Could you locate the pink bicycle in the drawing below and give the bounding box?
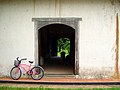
[10,57,44,80]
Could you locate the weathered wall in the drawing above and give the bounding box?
[0,0,35,76]
[0,0,120,78]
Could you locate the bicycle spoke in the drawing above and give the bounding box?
[10,67,21,80]
[31,66,44,80]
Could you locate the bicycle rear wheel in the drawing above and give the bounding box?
[31,66,44,80]
[10,67,22,80]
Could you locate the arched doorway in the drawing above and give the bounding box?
[38,24,75,75]
[32,18,82,75]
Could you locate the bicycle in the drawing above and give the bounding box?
[10,57,44,80]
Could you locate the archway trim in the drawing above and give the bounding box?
[32,18,82,75]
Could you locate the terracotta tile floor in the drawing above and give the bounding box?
[0,76,119,83]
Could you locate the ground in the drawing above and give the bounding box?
[0,83,120,89]
[0,77,120,89]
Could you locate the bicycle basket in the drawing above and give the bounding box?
[14,60,20,67]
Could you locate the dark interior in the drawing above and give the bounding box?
[38,24,75,75]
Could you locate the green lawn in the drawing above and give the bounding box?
[0,86,120,90]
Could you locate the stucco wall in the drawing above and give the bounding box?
[0,0,35,76]
[0,0,120,78]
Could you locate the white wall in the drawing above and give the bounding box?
[0,0,120,78]
[0,0,35,76]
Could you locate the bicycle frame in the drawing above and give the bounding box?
[18,63,32,74]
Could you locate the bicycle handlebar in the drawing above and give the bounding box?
[16,57,27,61]
[21,58,27,60]
[16,57,19,60]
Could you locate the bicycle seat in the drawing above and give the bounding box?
[29,61,33,64]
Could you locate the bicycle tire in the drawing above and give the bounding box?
[10,67,22,80]
[31,66,44,80]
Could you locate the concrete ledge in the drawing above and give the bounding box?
[0,78,120,85]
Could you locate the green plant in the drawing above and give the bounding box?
[0,86,120,90]
[57,38,70,57]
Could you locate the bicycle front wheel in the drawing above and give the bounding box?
[31,66,44,80]
[10,67,22,80]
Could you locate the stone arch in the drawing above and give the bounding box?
[32,18,82,75]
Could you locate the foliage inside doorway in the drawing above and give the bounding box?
[57,38,70,57]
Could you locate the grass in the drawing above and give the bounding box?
[0,86,120,90]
